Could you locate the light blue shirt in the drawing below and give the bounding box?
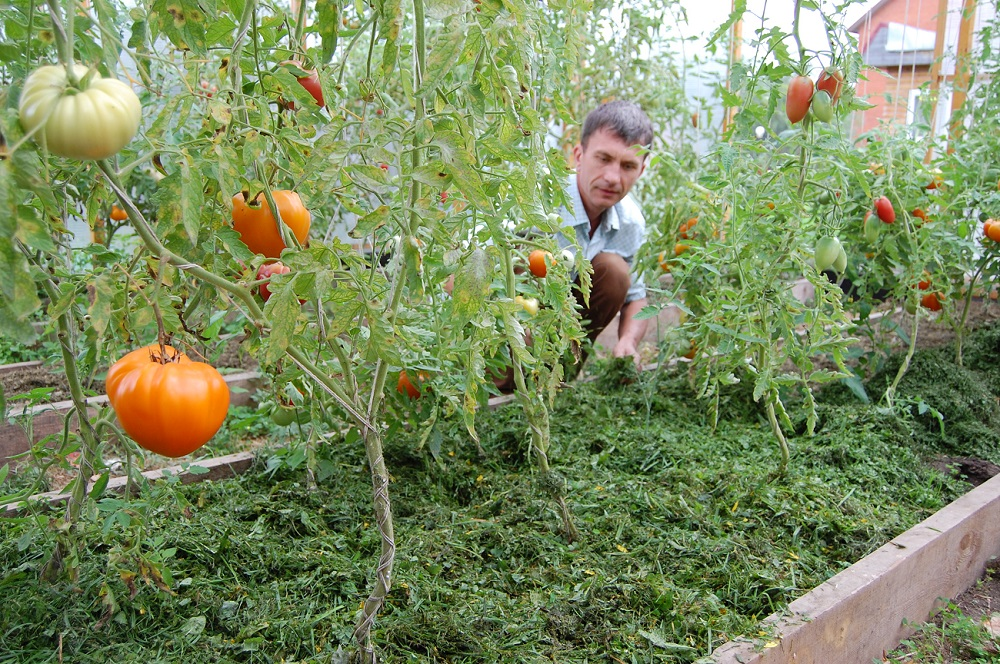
[555,174,647,303]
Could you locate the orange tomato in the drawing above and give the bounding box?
[917,272,931,291]
[674,242,690,256]
[528,250,552,278]
[679,217,697,239]
[988,221,1000,243]
[232,190,311,258]
[920,292,944,312]
[110,205,128,221]
[912,208,927,223]
[106,345,230,457]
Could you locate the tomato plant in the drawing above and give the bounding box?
[18,64,142,160]
[106,345,230,458]
[785,75,814,124]
[232,190,311,258]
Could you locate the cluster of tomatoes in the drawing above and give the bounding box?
[983,219,1000,244]
[786,68,844,125]
[657,217,702,271]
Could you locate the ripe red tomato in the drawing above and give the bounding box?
[785,76,815,124]
[875,196,895,224]
[920,292,944,311]
[917,272,932,290]
[232,190,311,258]
[257,261,291,302]
[106,345,230,457]
[528,250,552,278]
[397,370,427,399]
[295,71,324,107]
[110,205,128,221]
[816,68,844,103]
[278,61,325,107]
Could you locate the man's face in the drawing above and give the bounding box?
[573,127,647,220]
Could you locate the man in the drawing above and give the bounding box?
[556,100,654,366]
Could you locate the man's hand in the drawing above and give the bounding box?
[615,297,649,367]
[612,338,641,367]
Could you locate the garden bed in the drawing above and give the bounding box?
[2,316,1000,662]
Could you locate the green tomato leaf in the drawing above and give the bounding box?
[149,0,209,55]
[88,274,116,340]
[451,247,492,323]
[315,0,340,63]
[262,291,298,366]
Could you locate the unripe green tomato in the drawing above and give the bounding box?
[864,213,880,244]
[904,298,918,315]
[19,64,142,160]
[269,405,296,427]
[832,245,848,273]
[817,190,832,205]
[814,236,842,271]
[810,90,834,123]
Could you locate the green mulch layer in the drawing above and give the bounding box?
[2,323,1000,664]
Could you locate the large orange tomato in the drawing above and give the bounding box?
[232,190,311,258]
[106,344,230,457]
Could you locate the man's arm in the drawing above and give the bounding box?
[612,297,649,363]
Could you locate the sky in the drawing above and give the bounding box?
[677,0,884,54]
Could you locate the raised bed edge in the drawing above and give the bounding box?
[710,472,1000,663]
[3,451,257,516]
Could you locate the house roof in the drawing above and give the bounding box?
[849,0,895,33]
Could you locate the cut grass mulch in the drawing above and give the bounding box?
[3,323,1000,663]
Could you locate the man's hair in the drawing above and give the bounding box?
[580,100,654,149]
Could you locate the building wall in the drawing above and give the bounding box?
[853,0,942,53]
[852,64,935,137]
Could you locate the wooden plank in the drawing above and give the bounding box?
[0,360,44,376]
[711,472,1000,663]
[3,451,257,516]
[0,372,264,466]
